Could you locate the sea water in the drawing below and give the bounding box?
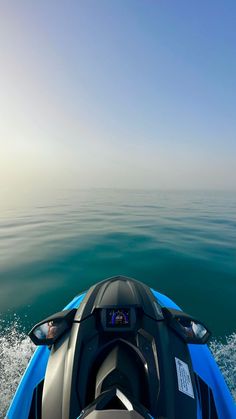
[0,189,235,416]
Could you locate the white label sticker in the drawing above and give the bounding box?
[175,357,195,399]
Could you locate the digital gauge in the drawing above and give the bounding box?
[106,308,130,327]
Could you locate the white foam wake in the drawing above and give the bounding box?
[0,320,35,419]
[210,333,236,400]
[0,322,235,418]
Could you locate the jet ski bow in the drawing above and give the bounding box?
[7,276,236,419]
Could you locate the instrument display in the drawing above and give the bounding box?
[106,308,130,327]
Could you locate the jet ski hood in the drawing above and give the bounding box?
[7,276,236,419]
[27,276,210,419]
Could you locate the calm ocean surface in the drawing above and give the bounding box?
[0,189,236,414]
[1,189,236,335]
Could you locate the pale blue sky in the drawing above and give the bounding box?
[0,1,235,190]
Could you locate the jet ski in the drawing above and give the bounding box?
[6,276,236,419]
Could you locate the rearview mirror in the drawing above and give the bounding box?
[28,308,77,346]
[162,308,211,344]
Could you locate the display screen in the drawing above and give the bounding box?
[106,308,130,327]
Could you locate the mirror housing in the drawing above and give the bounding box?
[162,308,211,344]
[28,308,77,346]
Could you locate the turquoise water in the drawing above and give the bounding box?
[0,189,236,415]
[1,189,235,335]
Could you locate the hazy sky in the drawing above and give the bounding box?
[0,1,235,190]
